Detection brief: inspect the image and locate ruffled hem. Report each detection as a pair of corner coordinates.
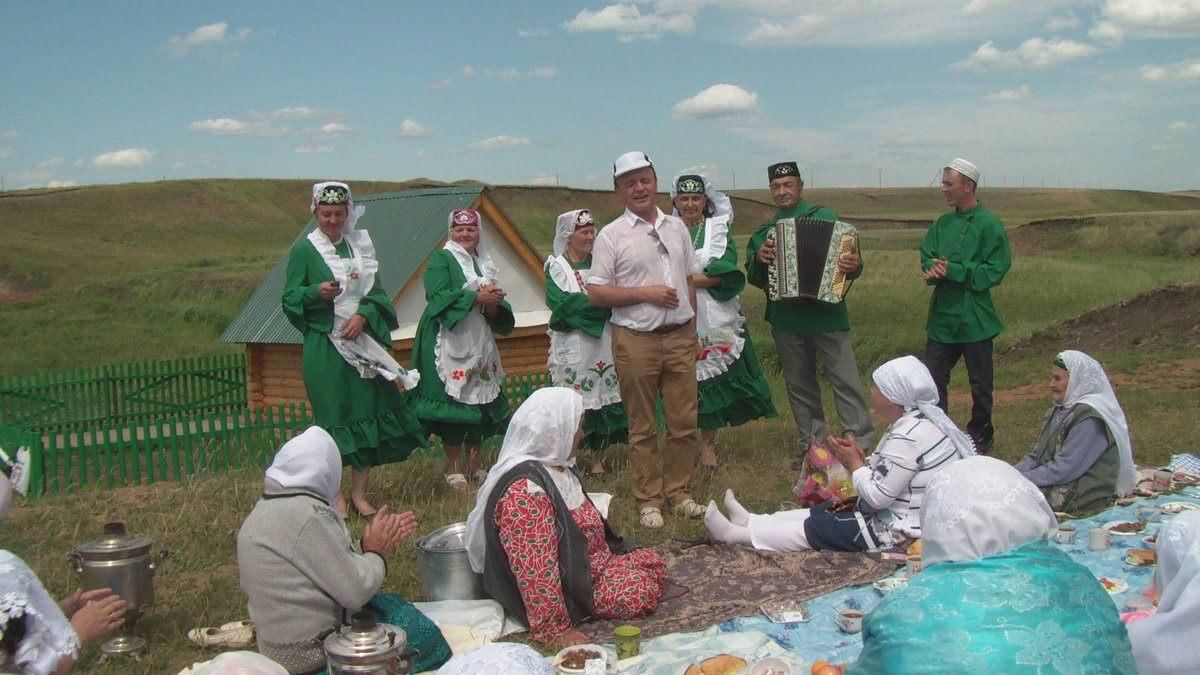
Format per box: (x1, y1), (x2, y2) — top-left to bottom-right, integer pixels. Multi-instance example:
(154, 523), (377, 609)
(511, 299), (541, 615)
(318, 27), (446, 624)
(322, 408), (428, 469)
(581, 403), (629, 451)
(698, 359), (777, 430)
(413, 392), (510, 445)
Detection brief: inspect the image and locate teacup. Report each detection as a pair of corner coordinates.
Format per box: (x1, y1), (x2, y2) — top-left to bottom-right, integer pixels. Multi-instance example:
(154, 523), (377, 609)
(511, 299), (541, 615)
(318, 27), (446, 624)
(1054, 525), (1077, 544)
(905, 555), (923, 576)
(837, 609), (864, 634)
(1089, 528), (1111, 551)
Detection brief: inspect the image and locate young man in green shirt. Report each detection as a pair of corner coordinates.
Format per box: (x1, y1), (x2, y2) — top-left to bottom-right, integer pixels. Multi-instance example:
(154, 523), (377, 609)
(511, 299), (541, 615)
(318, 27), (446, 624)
(919, 158), (1012, 455)
(746, 161), (872, 467)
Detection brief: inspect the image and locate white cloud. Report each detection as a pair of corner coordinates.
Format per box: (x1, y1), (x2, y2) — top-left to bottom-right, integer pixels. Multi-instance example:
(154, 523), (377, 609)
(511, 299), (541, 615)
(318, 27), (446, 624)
(565, 3), (694, 42)
(531, 67), (559, 78)
(426, 79), (452, 91)
(986, 84), (1031, 101)
(166, 22), (251, 58)
(293, 145), (333, 154)
(468, 135), (532, 151)
(1140, 59), (1200, 81)
(518, 28), (551, 37)
(1099, 0), (1200, 38)
(528, 172), (558, 186)
(459, 65), (558, 81)
(1046, 11), (1081, 31)
(92, 148), (156, 168)
(955, 38), (1098, 71)
(44, 180), (76, 188)
(671, 83), (759, 120)
(318, 122), (353, 138)
(36, 156), (64, 168)
(188, 118), (257, 135)
(272, 106), (317, 120)
(1168, 120), (1195, 131)
(1088, 20), (1126, 44)
(461, 65), (478, 78)
(398, 119), (431, 139)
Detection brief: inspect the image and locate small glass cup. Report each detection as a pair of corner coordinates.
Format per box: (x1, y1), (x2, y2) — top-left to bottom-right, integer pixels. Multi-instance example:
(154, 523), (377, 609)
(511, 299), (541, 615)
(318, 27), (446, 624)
(614, 625), (641, 660)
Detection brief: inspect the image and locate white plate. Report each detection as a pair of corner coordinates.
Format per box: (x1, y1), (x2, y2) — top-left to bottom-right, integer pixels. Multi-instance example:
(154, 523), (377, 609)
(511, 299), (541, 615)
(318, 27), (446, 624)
(1099, 578), (1129, 595)
(1160, 502), (1200, 515)
(553, 644), (613, 674)
(1103, 520), (1147, 536)
(873, 577), (908, 594)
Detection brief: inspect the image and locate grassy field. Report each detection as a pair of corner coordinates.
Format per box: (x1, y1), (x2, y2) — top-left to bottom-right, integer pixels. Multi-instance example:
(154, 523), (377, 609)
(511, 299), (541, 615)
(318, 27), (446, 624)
(1, 180), (1198, 672)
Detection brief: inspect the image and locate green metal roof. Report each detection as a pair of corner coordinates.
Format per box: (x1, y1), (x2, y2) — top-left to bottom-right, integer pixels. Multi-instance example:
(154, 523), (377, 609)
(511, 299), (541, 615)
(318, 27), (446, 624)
(220, 186), (485, 344)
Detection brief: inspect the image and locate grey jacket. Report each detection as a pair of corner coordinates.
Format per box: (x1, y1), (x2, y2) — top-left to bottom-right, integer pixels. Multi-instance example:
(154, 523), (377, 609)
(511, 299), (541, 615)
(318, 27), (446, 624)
(236, 483), (384, 674)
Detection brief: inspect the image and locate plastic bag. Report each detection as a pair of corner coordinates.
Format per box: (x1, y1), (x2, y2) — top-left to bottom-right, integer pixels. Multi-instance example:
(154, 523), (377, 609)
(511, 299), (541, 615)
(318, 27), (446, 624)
(793, 442), (855, 507)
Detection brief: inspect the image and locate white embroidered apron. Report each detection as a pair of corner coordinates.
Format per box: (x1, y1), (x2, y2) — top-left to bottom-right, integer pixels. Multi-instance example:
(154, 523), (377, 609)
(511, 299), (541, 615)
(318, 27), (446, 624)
(307, 229), (419, 390)
(434, 244), (504, 405)
(693, 216), (746, 381)
(545, 256), (621, 410)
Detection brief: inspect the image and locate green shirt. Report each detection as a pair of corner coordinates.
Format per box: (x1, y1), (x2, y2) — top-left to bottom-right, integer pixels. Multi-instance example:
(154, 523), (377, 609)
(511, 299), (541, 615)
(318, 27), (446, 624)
(745, 200), (861, 334)
(919, 203), (1012, 343)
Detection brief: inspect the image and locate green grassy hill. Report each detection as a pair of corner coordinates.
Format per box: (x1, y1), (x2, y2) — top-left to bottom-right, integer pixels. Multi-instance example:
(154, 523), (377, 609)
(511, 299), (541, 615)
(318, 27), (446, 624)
(1, 179), (1197, 372)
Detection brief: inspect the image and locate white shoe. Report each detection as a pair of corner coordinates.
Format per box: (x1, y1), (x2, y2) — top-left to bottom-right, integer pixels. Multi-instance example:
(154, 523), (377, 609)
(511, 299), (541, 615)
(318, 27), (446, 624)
(673, 498), (705, 519)
(188, 621), (255, 649)
(639, 507), (664, 529)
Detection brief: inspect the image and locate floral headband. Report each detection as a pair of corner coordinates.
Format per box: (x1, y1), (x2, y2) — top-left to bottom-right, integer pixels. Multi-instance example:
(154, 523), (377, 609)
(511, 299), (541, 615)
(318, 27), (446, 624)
(316, 185), (349, 206)
(573, 210), (594, 229)
(675, 175), (705, 194)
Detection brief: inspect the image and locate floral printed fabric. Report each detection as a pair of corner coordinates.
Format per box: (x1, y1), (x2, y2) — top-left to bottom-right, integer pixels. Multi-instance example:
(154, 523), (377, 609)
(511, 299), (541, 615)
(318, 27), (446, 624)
(494, 479), (666, 642)
(849, 541), (1136, 674)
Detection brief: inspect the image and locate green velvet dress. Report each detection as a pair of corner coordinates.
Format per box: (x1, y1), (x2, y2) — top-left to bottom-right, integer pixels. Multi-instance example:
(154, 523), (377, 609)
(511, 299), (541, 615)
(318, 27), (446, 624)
(410, 248), (514, 446)
(544, 256), (629, 451)
(281, 237), (426, 469)
(690, 220), (778, 430)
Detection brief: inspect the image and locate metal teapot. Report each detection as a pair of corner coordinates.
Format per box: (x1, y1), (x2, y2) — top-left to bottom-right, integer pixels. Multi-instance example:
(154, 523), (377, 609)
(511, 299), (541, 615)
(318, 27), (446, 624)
(67, 521), (168, 656)
(322, 610), (413, 674)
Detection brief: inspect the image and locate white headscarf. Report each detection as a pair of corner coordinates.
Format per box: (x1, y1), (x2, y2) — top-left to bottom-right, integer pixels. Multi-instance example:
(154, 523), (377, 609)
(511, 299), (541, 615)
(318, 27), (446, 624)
(1129, 511), (1200, 674)
(444, 208), (500, 285)
(872, 355), (975, 459)
(465, 387), (585, 573)
(310, 181), (366, 234)
(1057, 350), (1135, 496)
(547, 209), (595, 264)
(669, 173), (733, 222)
(920, 456), (1057, 565)
(264, 426), (342, 505)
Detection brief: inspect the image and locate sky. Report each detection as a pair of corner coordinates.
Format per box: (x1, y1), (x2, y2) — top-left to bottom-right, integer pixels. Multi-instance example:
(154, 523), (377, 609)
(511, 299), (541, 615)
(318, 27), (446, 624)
(1, 1), (1198, 192)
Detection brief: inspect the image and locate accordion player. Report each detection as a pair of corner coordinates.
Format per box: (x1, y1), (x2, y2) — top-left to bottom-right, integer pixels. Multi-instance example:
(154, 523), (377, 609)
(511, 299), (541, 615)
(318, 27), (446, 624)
(767, 217), (859, 303)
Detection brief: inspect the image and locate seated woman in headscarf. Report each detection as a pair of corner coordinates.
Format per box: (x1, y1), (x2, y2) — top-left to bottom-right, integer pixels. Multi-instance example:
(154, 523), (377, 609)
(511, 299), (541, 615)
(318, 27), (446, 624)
(1128, 511), (1200, 674)
(411, 208), (514, 490)
(706, 356), (973, 552)
(465, 388), (666, 646)
(1, 458), (128, 674)
(1014, 350), (1135, 517)
(849, 456), (1135, 674)
(236, 427), (450, 674)
(544, 209), (627, 475)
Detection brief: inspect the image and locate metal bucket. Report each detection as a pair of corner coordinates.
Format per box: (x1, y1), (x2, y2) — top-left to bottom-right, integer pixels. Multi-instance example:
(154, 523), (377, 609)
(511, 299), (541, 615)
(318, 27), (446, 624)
(414, 522), (483, 601)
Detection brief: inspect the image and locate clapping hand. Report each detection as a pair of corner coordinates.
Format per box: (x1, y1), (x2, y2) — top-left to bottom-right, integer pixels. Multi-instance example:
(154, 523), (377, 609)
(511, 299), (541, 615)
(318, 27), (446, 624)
(476, 284), (506, 307)
(922, 258), (949, 281)
(362, 507), (420, 557)
(826, 434), (868, 472)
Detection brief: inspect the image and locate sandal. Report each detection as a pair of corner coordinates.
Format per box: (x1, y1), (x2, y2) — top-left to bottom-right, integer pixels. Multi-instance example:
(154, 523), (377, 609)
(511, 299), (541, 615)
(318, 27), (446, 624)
(445, 473), (469, 491)
(188, 620), (255, 649)
(639, 507), (664, 529)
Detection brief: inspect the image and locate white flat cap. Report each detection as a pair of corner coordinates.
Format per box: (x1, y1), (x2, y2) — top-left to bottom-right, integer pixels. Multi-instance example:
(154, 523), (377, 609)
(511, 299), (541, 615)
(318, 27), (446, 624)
(613, 151), (653, 178)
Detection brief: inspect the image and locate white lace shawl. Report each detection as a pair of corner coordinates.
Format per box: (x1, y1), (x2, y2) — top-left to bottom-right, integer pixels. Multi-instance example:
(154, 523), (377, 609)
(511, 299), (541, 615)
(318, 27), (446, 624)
(0, 551), (79, 675)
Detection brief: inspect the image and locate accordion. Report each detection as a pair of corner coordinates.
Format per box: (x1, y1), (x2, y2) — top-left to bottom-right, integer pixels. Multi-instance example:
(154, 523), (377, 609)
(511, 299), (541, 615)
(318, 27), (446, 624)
(767, 217), (859, 303)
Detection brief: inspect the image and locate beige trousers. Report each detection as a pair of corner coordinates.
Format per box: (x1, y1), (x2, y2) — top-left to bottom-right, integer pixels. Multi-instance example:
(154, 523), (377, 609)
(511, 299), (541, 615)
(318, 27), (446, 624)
(612, 323), (698, 509)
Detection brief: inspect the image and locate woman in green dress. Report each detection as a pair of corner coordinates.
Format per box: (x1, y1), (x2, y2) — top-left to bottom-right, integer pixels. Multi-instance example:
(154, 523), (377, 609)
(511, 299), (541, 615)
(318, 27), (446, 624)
(411, 208), (514, 490)
(282, 181), (426, 516)
(671, 174), (777, 467)
(544, 209), (628, 474)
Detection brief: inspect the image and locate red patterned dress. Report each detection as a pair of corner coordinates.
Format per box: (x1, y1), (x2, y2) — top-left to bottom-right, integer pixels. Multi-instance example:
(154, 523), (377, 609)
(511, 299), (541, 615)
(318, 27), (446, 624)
(494, 478), (667, 641)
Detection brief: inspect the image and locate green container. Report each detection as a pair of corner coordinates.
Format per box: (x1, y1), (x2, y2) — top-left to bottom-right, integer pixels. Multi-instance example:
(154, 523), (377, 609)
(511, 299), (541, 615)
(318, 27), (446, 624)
(614, 624), (641, 660)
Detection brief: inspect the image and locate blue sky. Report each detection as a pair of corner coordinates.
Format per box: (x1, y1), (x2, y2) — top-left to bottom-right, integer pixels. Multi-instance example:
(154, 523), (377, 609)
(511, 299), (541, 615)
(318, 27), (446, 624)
(2, 1), (1197, 192)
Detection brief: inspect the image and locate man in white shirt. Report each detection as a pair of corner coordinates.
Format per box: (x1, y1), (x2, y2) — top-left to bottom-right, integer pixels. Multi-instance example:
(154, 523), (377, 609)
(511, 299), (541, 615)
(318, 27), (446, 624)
(587, 151), (704, 529)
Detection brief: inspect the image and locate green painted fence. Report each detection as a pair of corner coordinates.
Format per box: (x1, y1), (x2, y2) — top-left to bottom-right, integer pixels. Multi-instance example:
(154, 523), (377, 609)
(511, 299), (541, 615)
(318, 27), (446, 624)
(0, 354), (248, 434)
(13, 368), (554, 497)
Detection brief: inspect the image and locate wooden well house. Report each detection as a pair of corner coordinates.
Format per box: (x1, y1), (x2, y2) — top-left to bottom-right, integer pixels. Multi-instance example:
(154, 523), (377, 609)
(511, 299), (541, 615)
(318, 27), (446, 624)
(220, 186), (551, 408)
